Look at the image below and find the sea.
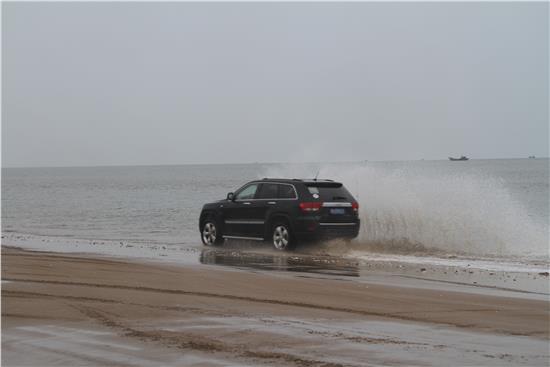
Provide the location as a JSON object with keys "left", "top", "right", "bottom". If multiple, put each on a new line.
{"left": 2, "top": 159, "right": 549, "bottom": 282}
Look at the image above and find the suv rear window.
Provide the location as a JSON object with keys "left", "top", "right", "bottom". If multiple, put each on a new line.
{"left": 306, "top": 183, "right": 352, "bottom": 201}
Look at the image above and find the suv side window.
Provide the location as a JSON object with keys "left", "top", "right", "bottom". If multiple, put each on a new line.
{"left": 235, "top": 184, "right": 258, "bottom": 200}
{"left": 278, "top": 184, "right": 296, "bottom": 199}
{"left": 256, "top": 183, "right": 278, "bottom": 199}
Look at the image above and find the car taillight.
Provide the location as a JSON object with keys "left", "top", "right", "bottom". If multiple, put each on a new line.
{"left": 352, "top": 202, "right": 359, "bottom": 213}
{"left": 299, "top": 202, "right": 322, "bottom": 212}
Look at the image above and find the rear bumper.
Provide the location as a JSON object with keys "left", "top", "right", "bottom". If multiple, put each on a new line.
{"left": 293, "top": 218, "right": 360, "bottom": 240}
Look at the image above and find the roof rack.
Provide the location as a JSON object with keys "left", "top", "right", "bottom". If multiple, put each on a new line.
{"left": 261, "top": 178, "right": 335, "bottom": 182}
{"left": 259, "top": 178, "right": 339, "bottom": 183}
{"left": 261, "top": 178, "right": 303, "bottom": 181}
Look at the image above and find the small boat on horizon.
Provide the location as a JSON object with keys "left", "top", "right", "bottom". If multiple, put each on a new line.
{"left": 449, "top": 156, "right": 469, "bottom": 161}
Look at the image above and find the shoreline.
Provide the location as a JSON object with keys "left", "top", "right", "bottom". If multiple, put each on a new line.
{"left": 3, "top": 231, "right": 550, "bottom": 294}
{"left": 2, "top": 246, "right": 549, "bottom": 366}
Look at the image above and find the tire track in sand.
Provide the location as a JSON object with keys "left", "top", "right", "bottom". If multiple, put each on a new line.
{"left": 72, "top": 305, "right": 350, "bottom": 367}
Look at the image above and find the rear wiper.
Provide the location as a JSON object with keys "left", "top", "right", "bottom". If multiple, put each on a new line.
{"left": 332, "top": 196, "right": 347, "bottom": 200}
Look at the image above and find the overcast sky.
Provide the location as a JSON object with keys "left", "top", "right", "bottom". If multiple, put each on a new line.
{"left": 2, "top": 2, "right": 548, "bottom": 167}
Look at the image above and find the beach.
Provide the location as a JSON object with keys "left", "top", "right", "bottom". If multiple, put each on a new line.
{"left": 2, "top": 246, "right": 549, "bottom": 366}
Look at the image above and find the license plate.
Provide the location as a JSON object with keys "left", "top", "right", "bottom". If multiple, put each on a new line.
{"left": 330, "top": 208, "right": 346, "bottom": 215}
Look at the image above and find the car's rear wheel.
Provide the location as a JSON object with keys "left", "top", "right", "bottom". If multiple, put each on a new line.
{"left": 272, "top": 222, "right": 294, "bottom": 251}
{"left": 201, "top": 220, "right": 223, "bottom": 246}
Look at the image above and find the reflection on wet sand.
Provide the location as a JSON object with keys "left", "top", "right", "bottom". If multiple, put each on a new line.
{"left": 200, "top": 249, "right": 360, "bottom": 277}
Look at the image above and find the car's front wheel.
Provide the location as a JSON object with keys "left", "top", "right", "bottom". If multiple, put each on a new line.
{"left": 271, "top": 222, "right": 294, "bottom": 251}
{"left": 201, "top": 220, "right": 223, "bottom": 246}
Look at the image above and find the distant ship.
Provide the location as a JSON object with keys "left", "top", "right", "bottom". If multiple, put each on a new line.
{"left": 449, "top": 156, "right": 469, "bottom": 161}
{"left": 528, "top": 155, "right": 536, "bottom": 159}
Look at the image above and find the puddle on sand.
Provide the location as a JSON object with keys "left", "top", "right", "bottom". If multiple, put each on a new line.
{"left": 199, "top": 248, "right": 550, "bottom": 299}
{"left": 200, "top": 249, "right": 360, "bottom": 277}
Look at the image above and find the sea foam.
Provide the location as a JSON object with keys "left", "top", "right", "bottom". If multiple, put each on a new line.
{"left": 262, "top": 163, "right": 548, "bottom": 258}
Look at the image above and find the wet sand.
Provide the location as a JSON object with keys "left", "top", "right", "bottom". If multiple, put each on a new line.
{"left": 2, "top": 247, "right": 549, "bottom": 366}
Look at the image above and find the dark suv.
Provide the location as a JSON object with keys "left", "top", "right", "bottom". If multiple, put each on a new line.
{"left": 199, "top": 178, "right": 360, "bottom": 250}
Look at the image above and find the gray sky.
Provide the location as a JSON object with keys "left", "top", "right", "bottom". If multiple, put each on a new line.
{"left": 2, "top": 2, "right": 548, "bottom": 167}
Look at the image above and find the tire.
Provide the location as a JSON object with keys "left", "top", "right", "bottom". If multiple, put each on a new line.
{"left": 201, "top": 219, "right": 224, "bottom": 246}
{"left": 271, "top": 221, "right": 294, "bottom": 251}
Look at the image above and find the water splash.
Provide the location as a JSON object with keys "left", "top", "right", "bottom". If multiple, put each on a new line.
{"left": 262, "top": 163, "right": 548, "bottom": 258}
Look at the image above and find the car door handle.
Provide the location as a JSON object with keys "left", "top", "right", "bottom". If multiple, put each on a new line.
{"left": 267, "top": 201, "right": 277, "bottom": 205}
{"left": 243, "top": 202, "right": 251, "bottom": 205}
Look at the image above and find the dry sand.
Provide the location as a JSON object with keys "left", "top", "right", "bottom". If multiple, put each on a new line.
{"left": 2, "top": 247, "right": 549, "bottom": 366}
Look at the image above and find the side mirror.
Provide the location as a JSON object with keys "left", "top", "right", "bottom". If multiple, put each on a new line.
{"left": 227, "top": 192, "right": 234, "bottom": 201}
